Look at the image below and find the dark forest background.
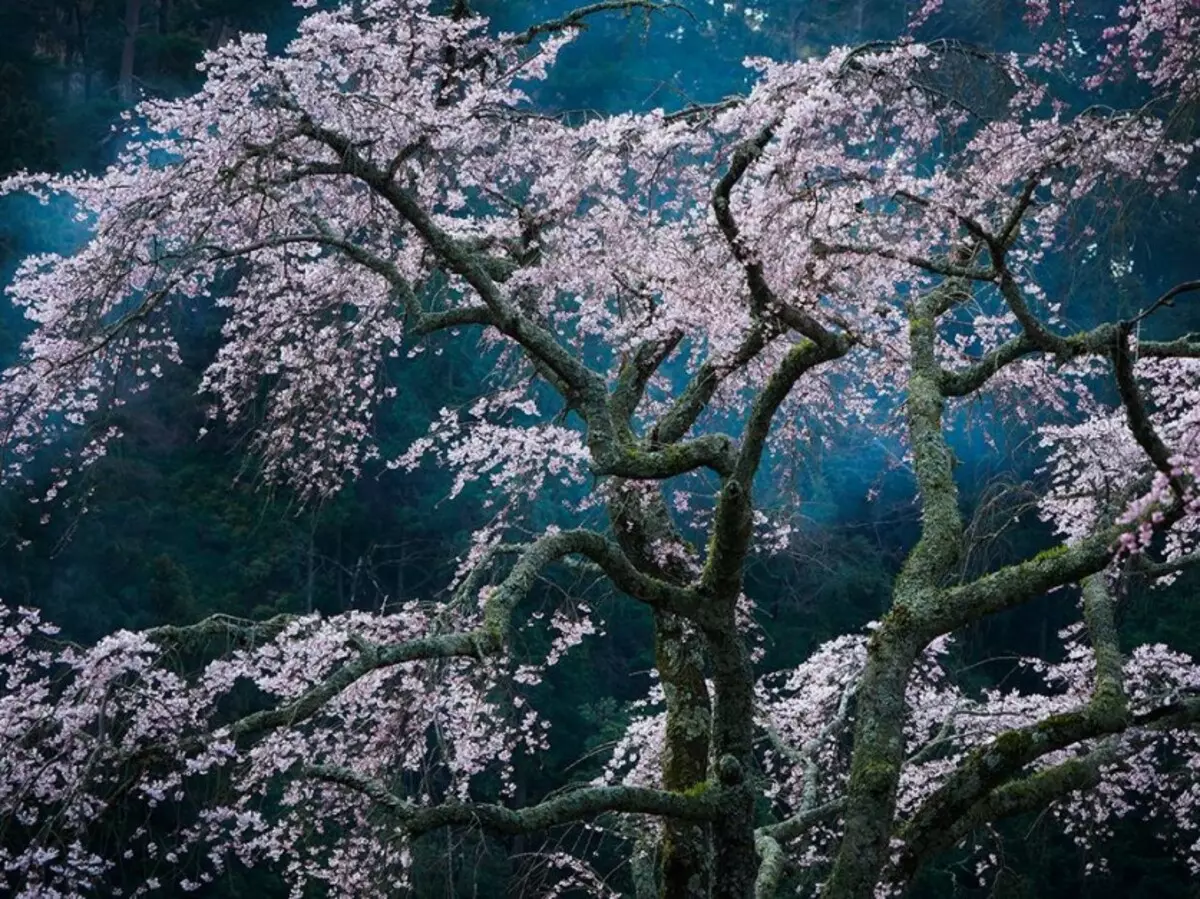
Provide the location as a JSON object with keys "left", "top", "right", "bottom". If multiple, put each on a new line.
{"left": 1, "top": 1, "right": 1198, "bottom": 896}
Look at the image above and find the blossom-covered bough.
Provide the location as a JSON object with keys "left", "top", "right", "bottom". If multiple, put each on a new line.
{"left": 3, "top": 0, "right": 1200, "bottom": 897}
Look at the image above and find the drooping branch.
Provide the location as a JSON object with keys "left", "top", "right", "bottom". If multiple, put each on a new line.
{"left": 912, "top": 698, "right": 1200, "bottom": 875}
{"left": 1128, "top": 547, "right": 1200, "bottom": 581}
{"left": 1127, "top": 280, "right": 1200, "bottom": 328}
{"left": 930, "top": 312, "right": 1198, "bottom": 611}
{"left": 756, "top": 679, "right": 857, "bottom": 897}
{"left": 995, "top": 263, "right": 1070, "bottom": 356}
{"left": 711, "top": 126, "right": 776, "bottom": 314}
{"left": 554, "top": 529, "right": 702, "bottom": 617}
{"left": 190, "top": 231, "right": 494, "bottom": 336}
{"left": 305, "top": 764, "right": 723, "bottom": 835}
{"left": 897, "top": 575, "right": 1127, "bottom": 878}
{"left": 996, "top": 170, "right": 1045, "bottom": 249}
{"left": 753, "top": 799, "right": 847, "bottom": 899}
{"left": 924, "top": 739, "right": 1121, "bottom": 861}
{"left": 592, "top": 432, "right": 738, "bottom": 480}
{"left": 939, "top": 272, "right": 1200, "bottom": 397}
{"left": 295, "top": 119, "right": 744, "bottom": 481}
{"left": 145, "top": 613, "right": 298, "bottom": 653}
{"left": 293, "top": 117, "right": 607, "bottom": 408}
{"left": 990, "top": 135, "right": 1081, "bottom": 255}
{"left": 38, "top": 273, "right": 187, "bottom": 372}
{"left": 1112, "top": 321, "right": 1183, "bottom": 495}
{"left": 224, "top": 630, "right": 487, "bottom": 742}
{"left": 758, "top": 670, "right": 857, "bottom": 839}
{"left": 710, "top": 124, "right": 842, "bottom": 353}
{"left": 408, "top": 783, "right": 724, "bottom": 834}
{"left": 811, "top": 238, "right": 995, "bottom": 282}
{"left": 936, "top": 332, "right": 1038, "bottom": 396}
{"left": 937, "top": 322, "right": 1114, "bottom": 397}
{"left": 219, "top": 529, "right": 699, "bottom": 744}
{"left": 733, "top": 336, "right": 851, "bottom": 489}
{"left": 757, "top": 797, "right": 847, "bottom": 844}
{"left": 655, "top": 322, "right": 774, "bottom": 444}
{"left": 1139, "top": 335, "right": 1200, "bottom": 358}
{"left": 1132, "top": 696, "right": 1200, "bottom": 730}
{"left": 939, "top": 287, "right": 1200, "bottom": 397}
{"left": 470, "top": 528, "right": 701, "bottom": 632}
{"left": 611, "top": 330, "right": 685, "bottom": 426}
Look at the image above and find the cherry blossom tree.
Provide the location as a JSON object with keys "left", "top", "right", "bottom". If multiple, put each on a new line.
{"left": 2, "top": 1, "right": 1200, "bottom": 898}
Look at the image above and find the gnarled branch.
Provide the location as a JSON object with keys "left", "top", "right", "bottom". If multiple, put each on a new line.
{"left": 305, "top": 764, "right": 723, "bottom": 836}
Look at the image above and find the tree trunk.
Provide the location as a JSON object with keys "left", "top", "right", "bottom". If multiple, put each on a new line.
{"left": 632, "top": 830, "right": 660, "bottom": 899}
{"left": 151, "top": 0, "right": 174, "bottom": 80}
{"left": 608, "top": 483, "right": 714, "bottom": 899}
{"left": 207, "top": 17, "right": 234, "bottom": 51}
{"left": 705, "top": 622, "right": 759, "bottom": 899}
{"left": 821, "top": 619, "right": 921, "bottom": 899}
{"left": 66, "top": 1, "right": 89, "bottom": 101}
{"left": 655, "top": 611, "right": 713, "bottom": 899}
{"left": 119, "top": 0, "right": 141, "bottom": 104}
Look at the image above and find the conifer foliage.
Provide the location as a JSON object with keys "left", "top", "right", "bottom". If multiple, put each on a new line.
{"left": 3, "top": 1, "right": 1200, "bottom": 897}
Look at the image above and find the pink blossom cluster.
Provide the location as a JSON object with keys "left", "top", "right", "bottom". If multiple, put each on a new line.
{"left": 0, "top": 601, "right": 544, "bottom": 897}
{"left": 1, "top": 0, "right": 1200, "bottom": 894}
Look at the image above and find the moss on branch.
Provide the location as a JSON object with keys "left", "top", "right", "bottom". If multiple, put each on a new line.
{"left": 307, "top": 764, "right": 723, "bottom": 836}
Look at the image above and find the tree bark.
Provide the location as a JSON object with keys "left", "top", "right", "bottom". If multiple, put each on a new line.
{"left": 820, "top": 620, "right": 921, "bottom": 899}
{"left": 608, "top": 483, "right": 714, "bottom": 899}
{"left": 706, "top": 622, "right": 759, "bottom": 899}
{"left": 656, "top": 611, "right": 714, "bottom": 899}
{"left": 824, "top": 284, "right": 965, "bottom": 898}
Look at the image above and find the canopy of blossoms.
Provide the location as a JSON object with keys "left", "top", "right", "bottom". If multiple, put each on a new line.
{"left": 1, "top": 0, "right": 1199, "bottom": 897}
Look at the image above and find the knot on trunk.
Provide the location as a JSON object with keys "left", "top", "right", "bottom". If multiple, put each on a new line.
{"left": 716, "top": 754, "right": 744, "bottom": 786}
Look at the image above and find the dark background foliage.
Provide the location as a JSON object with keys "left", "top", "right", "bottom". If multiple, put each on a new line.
{"left": 1, "top": 1, "right": 1199, "bottom": 896}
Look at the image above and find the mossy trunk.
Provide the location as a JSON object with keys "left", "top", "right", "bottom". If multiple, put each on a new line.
{"left": 604, "top": 471, "right": 760, "bottom": 898}
{"left": 822, "top": 617, "right": 921, "bottom": 899}
{"left": 706, "top": 621, "right": 759, "bottom": 899}
{"left": 656, "top": 611, "right": 714, "bottom": 899}
{"left": 608, "top": 483, "right": 714, "bottom": 899}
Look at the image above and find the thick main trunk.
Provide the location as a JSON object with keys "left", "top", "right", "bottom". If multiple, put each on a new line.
{"left": 656, "top": 611, "right": 713, "bottom": 899}
{"left": 706, "top": 623, "right": 759, "bottom": 899}
{"left": 605, "top": 475, "right": 760, "bottom": 898}
{"left": 821, "top": 619, "right": 921, "bottom": 899}
{"left": 608, "top": 483, "right": 713, "bottom": 899}
{"left": 822, "top": 286, "right": 965, "bottom": 898}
